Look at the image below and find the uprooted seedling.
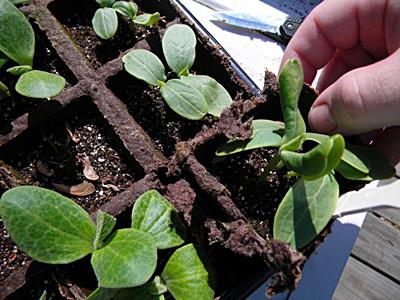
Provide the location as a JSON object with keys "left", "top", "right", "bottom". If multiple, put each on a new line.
{"left": 216, "top": 59, "right": 395, "bottom": 250}
{"left": 92, "top": 0, "right": 160, "bottom": 40}
{"left": 0, "top": 187, "right": 215, "bottom": 300}
{"left": 0, "top": 0, "right": 65, "bottom": 99}
{"left": 122, "top": 24, "right": 233, "bottom": 120}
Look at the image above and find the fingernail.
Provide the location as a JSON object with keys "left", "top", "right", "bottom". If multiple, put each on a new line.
{"left": 309, "top": 104, "right": 337, "bottom": 133}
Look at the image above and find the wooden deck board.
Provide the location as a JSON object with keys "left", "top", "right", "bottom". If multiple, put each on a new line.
{"left": 332, "top": 256, "right": 400, "bottom": 300}
{"left": 351, "top": 213, "right": 400, "bottom": 282}
{"left": 333, "top": 211, "right": 400, "bottom": 299}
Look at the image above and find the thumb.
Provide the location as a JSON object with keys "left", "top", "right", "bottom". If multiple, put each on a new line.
{"left": 308, "top": 50, "right": 400, "bottom": 135}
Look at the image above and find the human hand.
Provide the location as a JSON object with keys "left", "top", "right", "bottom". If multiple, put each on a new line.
{"left": 280, "top": 0, "right": 400, "bottom": 164}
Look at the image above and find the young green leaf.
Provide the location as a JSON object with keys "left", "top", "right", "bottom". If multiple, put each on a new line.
{"left": 112, "top": 1, "right": 137, "bottom": 19}
{"left": 216, "top": 120, "right": 284, "bottom": 156}
{"left": 123, "top": 49, "right": 166, "bottom": 86}
{"left": 0, "top": 0, "right": 35, "bottom": 66}
{"left": 0, "top": 186, "right": 96, "bottom": 264}
{"left": 161, "top": 244, "right": 215, "bottom": 300}
{"left": 161, "top": 78, "right": 208, "bottom": 120}
{"left": 0, "top": 81, "right": 9, "bottom": 98}
{"left": 9, "top": 0, "right": 29, "bottom": 4}
{"left": 94, "top": 210, "right": 116, "bottom": 250}
{"left": 0, "top": 51, "right": 8, "bottom": 69}
{"left": 131, "top": 190, "right": 186, "bottom": 250}
{"left": 273, "top": 174, "right": 339, "bottom": 250}
{"left": 91, "top": 228, "right": 157, "bottom": 288}
{"left": 133, "top": 12, "right": 160, "bottom": 27}
{"left": 88, "top": 282, "right": 166, "bottom": 300}
{"left": 181, "top": 74, "right": 232, "bottom": 117}
{"left": 15, "top": 70, "right": 66, "bottom": 98}
{"left": 336, "top": 144, "right": 395, "bottom": 180}
{"left": 281, "top": 134, "right": 344, "bottom": 180}
{"left": 92, "top": 8, "right": 118, "bottom": 40}
{"left": 279, "top": 59, "right": 306, "bottom": 150}
{"left": 96, "top": 0, "right": 115, "bottom": 7}
{"left": 6, "top": 65, "right": 32, "bottom": 75}
{"left": 305, "top": 133, "right": 394, "bottom": 180}
{"left": 162, "top": 24, "right": 197, "bottom": 76}
{"left": 38, "top": 290, "right": 47, "bottom": 300}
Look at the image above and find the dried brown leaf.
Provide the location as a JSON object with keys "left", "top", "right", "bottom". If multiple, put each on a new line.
{"left": 83, "top": 157, "right": 99, "bottom": 181}
{"left": 52, "top": 182, "right": 96, "bottom": 196}
{"left": 36, "top": 161, "right": 53, "bottom": 177}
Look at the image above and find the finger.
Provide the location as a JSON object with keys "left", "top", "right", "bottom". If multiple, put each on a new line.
{"left": 280, "top": 0, "right": 389, "bottom": 83}
{"left": 371, "top": 126, "right": 400, "bottom": 166}
{"left": 280, "top": 0, "right": 359, "bottom": 83}
{"left": 308, "top": 49, "right": 400, "bottom": 135}
{"left": 317, "top": 44, "right": 375, "bottom": 91}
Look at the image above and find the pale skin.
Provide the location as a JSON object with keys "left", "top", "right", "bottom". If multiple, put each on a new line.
{"left": 280, "top": 0, "right": 400, "bottom": 164}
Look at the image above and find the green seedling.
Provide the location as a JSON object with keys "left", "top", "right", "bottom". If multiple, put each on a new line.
{"left": 0, "top": 187, "right": 214, "bottom": 299}
{"left": 92, "top": 0, "right": 160, "bottom": 40}
{"left": 122, "top": 24, "right": 232, "bottom": 120}
{"left": 216, "top": 59, "right": 395, "bottom": 250}
{"left": 0, "top": 0, "right": 65, "bottom": 99}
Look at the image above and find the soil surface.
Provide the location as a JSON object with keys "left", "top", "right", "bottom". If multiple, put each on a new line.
{"left": 108, "top": 71, "right": 215, "bottom": 157}
{"left": 3, "top": 100, "right": 139, "bottom": 213}
{"left": 48, "top": 0, "right": 156, "bottom": 69}
{"left": 198, "top": 146, "right": 297, "bottom": 238}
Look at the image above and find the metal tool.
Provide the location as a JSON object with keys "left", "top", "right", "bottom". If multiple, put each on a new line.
{"left": 193, "top": 0, "right": 303, "bottom": 45}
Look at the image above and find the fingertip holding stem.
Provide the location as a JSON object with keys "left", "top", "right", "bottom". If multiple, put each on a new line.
{"left": 308, "top": 104, "right": 337, "bottom": 133}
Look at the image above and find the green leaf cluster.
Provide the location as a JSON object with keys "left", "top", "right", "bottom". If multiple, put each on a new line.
{"left": 92, "top": 0, "right": 160, "bottom": 40}
{"left": 0, "top": 0, "right": 65, "bottom": 99}
{"left": 215, "top": 59, "right": 395, "bottom": 250}
{"left": 0, "top": 187, "right": 214, "bottom": 299}
{"left": 122, "top": 24, "right": 232, "bottom": 120}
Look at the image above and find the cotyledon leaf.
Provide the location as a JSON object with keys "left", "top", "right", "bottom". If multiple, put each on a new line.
{"left": 6, "top": 65, "right": 32, "bottom": 75}
{"left": 279, "top": 59, "right": 305, "bottom": 150}
{"left": 162, "top": 24, "right": 197, "bottom": 76}
{"left": 161, "top": 78, "right": 208, "bottom": 120}
{"left": 181, "top": 74, "right": 232, "bottom": 117}
{"left": 131, "top": 190, "right": 186, "bottom": 250}
{"left": 92, "top": 8, "right": 118, "bottom": 40}
{"left": 161, "top": 244, "right": 215, "bottom": 300}
{"left": 87, "top": 282, "right": 166, "bottom": 300}
{"left": 0, "top": 0, "right": 35, "bottom": 65}
{"left": 133, "top": 13, "right": 160, "bottom": 27}
{"left": 91, "top": 229, "right": 157, "bottom": 288}
{"left": 112, "top": 1, "right": 138, "bottom": 19}
{"left": 15, "top": 70, "right": 65, "bottom": 98}
{"left": 216, "top": 119, "right": 284, "bottom": 156}
{"left": 273, "top": 174, "right": 339, "bottom": 250}
{"left": 93, "top": 210, "right": 116, "bottom": 250}
{"left": 123, "top": 49, "right": 166, "bottom": 86}
{"left": 0, "top": 186, "right": 96, "bottom": 264}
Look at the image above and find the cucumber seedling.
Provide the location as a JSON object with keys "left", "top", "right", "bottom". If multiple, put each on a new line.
{"left": 92, "top": 0, "right": 160, "bottom": 40}
{"left": 0, "top": 187, "right": 215, "bottom": 300}
{"left": 216, "top": 59, "right": 395, "bottom": 250}
{"left": 122, "top": 24, "right": 233, "bottom": 120}
{"left": 0, "top": 0, "right": 65, "bottom": 99}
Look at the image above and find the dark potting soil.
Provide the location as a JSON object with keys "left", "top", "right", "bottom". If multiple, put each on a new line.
{"left": 0, "top": 24, "right": 77, "bottom": 135}
{"left": 108, "top": 71, "right": 215, "bottom": 157}
{"left": 2, "top": 100, "right": 139, "bottom": 214}
{"left": 0, "top": 221, "right": 29, "bottom": 282}
{"left": 48, "top": 0, "right": 157, "bottom": 69}
{"left": 197, "top": 146, "right": 297, "bottom": 238}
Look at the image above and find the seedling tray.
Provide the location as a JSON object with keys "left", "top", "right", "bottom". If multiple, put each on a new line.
{"left": 0, "top": 0, "right": 318, "bottom": 299}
